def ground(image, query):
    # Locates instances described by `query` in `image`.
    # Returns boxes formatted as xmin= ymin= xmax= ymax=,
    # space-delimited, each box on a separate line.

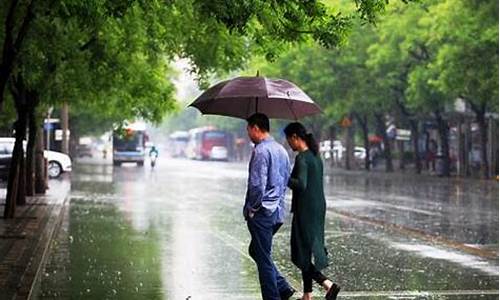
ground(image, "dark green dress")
xmin=288 ymin=150 xmax=328 ymax=270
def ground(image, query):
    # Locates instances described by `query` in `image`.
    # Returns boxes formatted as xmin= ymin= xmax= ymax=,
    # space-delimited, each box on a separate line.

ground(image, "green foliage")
xmin=248 ymin=18 xmax=379 ymax=135
xmin=426 ymin=0 xmax=498 ymax=112
xmin=1 ymin=0 xmax=415 ymax=136
xmin=245 ymin=0 xmax=498 ymax=139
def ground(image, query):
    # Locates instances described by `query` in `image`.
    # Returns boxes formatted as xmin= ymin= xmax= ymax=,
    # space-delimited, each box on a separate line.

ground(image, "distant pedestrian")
xmin=369 ymin=146 xmax=379 ymax=168
xmin=244 ymin=113 xmax=296 ymax=300
xmin=284 ymin=122 xmax=341 ymax=300
xmin=426 ymin=139 xmax=438 ymax=172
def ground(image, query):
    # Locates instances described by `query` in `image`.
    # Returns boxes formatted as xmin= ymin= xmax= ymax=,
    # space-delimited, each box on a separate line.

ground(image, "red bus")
xmin=186 ymin=127 xmax=233 ymax=161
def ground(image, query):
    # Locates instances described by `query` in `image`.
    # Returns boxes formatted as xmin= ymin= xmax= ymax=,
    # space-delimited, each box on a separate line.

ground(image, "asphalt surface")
xmin=32 ymin=157 xmax=498 ymax=299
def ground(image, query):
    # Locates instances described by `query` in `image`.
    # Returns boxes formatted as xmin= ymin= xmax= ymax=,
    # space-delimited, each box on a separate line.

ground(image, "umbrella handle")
xmin=255 ymin=70 xmax=260 ymax=114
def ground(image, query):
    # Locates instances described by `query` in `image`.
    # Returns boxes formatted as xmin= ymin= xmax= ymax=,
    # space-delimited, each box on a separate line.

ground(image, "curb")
xmin=0 ymin=191 xmax=70 ymax=300
xmin=25 ymin=195 xmax=69 ymax=300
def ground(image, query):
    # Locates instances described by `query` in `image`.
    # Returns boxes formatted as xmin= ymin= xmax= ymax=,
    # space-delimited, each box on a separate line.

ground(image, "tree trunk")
xmin=25 ymin=104 xmax=37 ymax=196
xmin=491 ymin=118 xmax=499 ymax=177
xmin=61 ymin=101 xmax=69 ymax=154
xmin=4 ymin=109 xmax=27 ymax=217
xmin=375 ymin=113 xmax=393 ymax=172
xmin=16 ymin=141 xmax=26 ymax=205
xmin=328 ymin=125 xmax=337 ymax=167
xmin=344 ymin=116 xmax=355 ymax=170
xmin=394 ymin=96 xmax=420 ymax=173
xmin=354 ymin=113 xmax=370 ymax=171
xmin=4 ymin=132 xmax=20 ymax=218
xmin=457 ymin=118 xmax=466 ymax=177
xmin=435 ymin=111 xmax=451 ymax=177
xmin=409 ymin=120 xmax=421 ymax=174
xmin=35 ymin=125 xmax=46 ymax=194
xmin=398 ymin=141 xmax=405 ymax=170
xmin=464 ymin=119 xmax=472 ymax=176
xmin=476 ymin=112 xmax=490 ymax=179
xmin=69 ymin=123 xmax=79 ymax=159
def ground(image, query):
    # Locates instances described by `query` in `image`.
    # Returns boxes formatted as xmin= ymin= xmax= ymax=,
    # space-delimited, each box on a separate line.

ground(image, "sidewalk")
xmin=0 ymin=180 xmax=70 ymax=300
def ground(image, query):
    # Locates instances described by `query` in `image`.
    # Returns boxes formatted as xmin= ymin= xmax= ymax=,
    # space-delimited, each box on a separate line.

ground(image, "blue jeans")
xmin=247 ymin=209 xmax=292 ymax=300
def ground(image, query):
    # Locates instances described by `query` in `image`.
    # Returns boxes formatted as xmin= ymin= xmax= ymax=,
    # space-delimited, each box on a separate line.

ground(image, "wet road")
xmin=33 ymin=157 xmax=498 ymax=299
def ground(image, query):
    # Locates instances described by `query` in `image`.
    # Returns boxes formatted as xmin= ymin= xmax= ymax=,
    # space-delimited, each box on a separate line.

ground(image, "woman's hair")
xmin=283 ymin=122 xmax=319 ymax=156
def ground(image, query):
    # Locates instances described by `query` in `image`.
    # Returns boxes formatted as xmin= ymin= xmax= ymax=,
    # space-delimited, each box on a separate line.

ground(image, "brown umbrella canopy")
xmin=189 ymin=76 xmax=322 ymax=120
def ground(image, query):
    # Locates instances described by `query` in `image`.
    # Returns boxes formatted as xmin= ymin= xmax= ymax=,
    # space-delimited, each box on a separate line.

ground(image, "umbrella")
xmin=189 ymin=76 xmax=322 ymax=120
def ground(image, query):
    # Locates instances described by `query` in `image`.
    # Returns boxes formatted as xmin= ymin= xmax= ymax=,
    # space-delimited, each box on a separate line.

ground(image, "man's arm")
xmin=246 ymin=149 xmax=268 ymax=214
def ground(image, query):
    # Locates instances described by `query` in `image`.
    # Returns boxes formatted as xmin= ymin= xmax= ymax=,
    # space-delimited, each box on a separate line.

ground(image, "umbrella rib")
xmin=261 ymin=77 xmax=268 ymax=115
xmin=246 ymin=96 xmax=253 ymax=118
xmin=286 ymin=99 xmax=298 ymax=121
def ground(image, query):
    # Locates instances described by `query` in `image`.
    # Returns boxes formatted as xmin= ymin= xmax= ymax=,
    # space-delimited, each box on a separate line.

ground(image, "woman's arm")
xmin=288 ymin=156 xmax=308 ymax=193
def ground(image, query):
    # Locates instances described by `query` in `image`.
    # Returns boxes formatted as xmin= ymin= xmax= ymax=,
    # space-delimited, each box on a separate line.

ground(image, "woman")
xmin=284 ymin=122 xmax=340 ymax=300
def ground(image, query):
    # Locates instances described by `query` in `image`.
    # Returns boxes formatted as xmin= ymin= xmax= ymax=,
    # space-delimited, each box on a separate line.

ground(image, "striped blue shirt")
xmin=244 ymin=136 xmax=291 ymax=223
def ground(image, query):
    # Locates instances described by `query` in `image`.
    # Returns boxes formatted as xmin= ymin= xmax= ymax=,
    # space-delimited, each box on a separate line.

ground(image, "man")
xmin=244 ymin=113 xmax=295 ymax=300
xmin=149 ymin=145 xmax=159 ymax=167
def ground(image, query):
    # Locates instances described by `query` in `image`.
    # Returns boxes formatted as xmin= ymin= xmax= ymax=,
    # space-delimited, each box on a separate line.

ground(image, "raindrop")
xmin=112 ymin=289 xmax=117 ymax=295
xmin=86 ymin=288 xmax=91 ymax=293
xmin=69 ymin=236 xmax=74 ymax=243
xmin=44 ymin=273 xmax=50 ymax=277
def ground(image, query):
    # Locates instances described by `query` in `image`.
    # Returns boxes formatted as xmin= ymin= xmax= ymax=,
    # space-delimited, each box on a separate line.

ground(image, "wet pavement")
xmin=32 ymin=157 xmax=498 ymax=299
xmin=0 ymin=179 xmax=70 ymax=300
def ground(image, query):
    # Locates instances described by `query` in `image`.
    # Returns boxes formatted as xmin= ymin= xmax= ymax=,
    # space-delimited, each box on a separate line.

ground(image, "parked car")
xmin=0 ymin=154 xmax=12 ymax=181
xmin=354 ymin=146 xmax=367 ymax=160
xmin=45 ymin=150 xmax=72 ymax=178
xmin=0 ymin=137 xmax=72 ymax=180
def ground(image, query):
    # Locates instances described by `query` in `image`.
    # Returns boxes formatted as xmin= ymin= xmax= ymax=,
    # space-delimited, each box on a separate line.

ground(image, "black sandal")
xmin=325 ymin=283 xmax=341 ymax=300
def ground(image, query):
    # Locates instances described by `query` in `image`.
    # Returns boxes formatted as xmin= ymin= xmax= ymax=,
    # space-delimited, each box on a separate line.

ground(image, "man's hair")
xmin=247 ymin=113 xmax=270 ymax=132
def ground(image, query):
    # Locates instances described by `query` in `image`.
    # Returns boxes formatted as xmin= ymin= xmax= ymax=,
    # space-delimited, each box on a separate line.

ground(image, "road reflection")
xmin=33 ymin=158 xmax=498 ymax=299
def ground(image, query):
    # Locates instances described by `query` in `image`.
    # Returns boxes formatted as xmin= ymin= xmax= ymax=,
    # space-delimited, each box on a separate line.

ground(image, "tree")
xmin=1 ymin=0 xmax=416 ymax=217
xmin=365 ymin=2 xmax=430 ymax=173
xmin=426 ymin=0 xmax=498 ymax=178
xmin=0 ymin=0 xmax=35 ymax=110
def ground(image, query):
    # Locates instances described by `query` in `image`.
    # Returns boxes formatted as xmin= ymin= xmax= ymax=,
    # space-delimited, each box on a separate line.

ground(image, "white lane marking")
xmin=326 ymin=196 xmax=443 ymax=217
xmin=338 ymin=289 xmax=499 ymax=297
xmin=390 ymin=242 xmax=499 ymax=276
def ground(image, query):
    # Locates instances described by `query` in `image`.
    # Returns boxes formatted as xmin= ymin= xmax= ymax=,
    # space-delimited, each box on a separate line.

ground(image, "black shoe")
xmin=325 ymin=283 xmax=340 ymax=300
xmin=280 ymin=287 xmax=296 ymax=300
